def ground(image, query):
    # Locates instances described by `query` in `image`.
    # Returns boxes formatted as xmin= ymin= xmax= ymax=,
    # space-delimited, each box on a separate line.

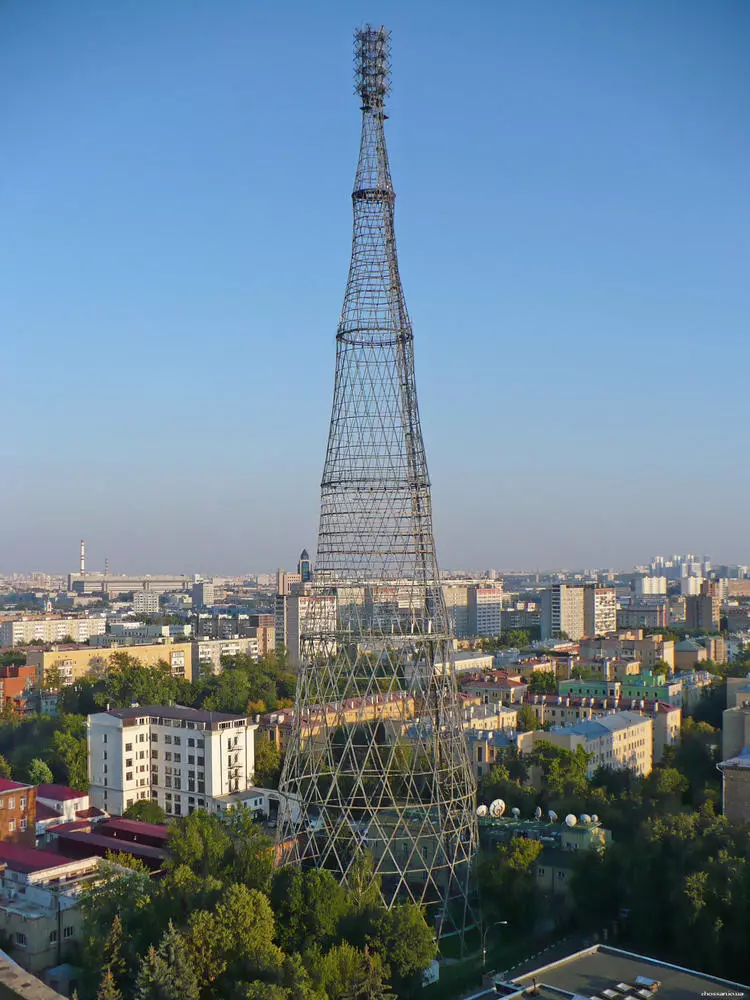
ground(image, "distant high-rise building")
xmin=191 ymin=580 xmax=215 ymax=608
xmin=685 ymin=580 xmax=721 ymax=633
xmin=467 ymin=585 xmax=504 ymax=637
xmin=133 ymin=591 xmax=160 ymax=615
xmin=583 ymin=585 xmax=617 ymax=637
xmin=635 ymin=576 xmax=668 ymax=597
xmin=297 ymin=549 xmax=312 ymax=583
xmin=276 ymin=569 xmax=302 ymax=596
xmin=541 ymin=585 xmax=585 ymax=641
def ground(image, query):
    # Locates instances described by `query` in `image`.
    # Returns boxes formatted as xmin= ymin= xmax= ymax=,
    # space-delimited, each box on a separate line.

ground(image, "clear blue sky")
xmin=1 ymin=1 xmax=748 ymax=575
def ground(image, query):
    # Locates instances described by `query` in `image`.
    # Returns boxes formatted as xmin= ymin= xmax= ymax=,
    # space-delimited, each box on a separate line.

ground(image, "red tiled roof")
xmin=47 ymin=820 xmax=91 ymax=835
xmin=35 ymin=803 xmax=61 ymax=821
xmin=103 ymin=817 xmax=169 ymax=837
xmin=0 ymin=778 xmax=32 ymax=793
xmin=36 ymin=784 xmax=87 ymax=802
xmin=0 ymin=843 xmax=77 ymax=873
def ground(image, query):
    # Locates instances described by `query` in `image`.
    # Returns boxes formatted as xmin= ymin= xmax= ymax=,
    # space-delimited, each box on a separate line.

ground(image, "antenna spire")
xmin=354 ymin=25 xmax=390 ymax=109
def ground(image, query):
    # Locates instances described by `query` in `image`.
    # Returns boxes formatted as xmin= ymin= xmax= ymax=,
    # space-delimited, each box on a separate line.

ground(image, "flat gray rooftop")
xmin=506 ymin=945 xmax=748 ymax=1000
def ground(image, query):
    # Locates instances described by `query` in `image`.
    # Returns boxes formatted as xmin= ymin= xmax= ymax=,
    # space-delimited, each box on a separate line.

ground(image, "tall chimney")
xmin=104 ymin=557 xmax=109 ymax=576
xmin=80 ymin=538 xmax=85 ymax=577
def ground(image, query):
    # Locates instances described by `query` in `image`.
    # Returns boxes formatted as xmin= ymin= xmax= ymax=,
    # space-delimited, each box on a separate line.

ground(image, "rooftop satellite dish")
xmin=476 ymin=804 xmax=488 ymax=818
xmin=580 ymin=814 xmax=592 ymax=824
xmin=591 ymin=814 xmax=599 ymax=823
xmin=565 ymin=814 xmax=577 ymax=827
xmin=548 ymin=810 xmax=558 ymax=822
xmin=511 ymin=807 xmax=521 ymax=819
xmin=489 ymin=799 xmax=506 ymax=818
xmin=535 ymin=806 xmax=542 ymax=820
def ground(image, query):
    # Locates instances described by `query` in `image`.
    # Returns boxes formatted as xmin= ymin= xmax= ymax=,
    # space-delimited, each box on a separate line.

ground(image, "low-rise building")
xmin=191 ymin=637 xmax=260 ymax=678
xmin=87 ymin=705 xmax=258 ymax=818
xmin=34 ymin=786 xmax=89 ymax=824
xmin=579 ymin=630 xmax=675 ymax=672
xmin=674 ymin=638 xmax=709 ymax=671
xmin=528 ymin=712 xmax=654 ymax=777
xmin=726 ymin=675 xmax=750 ymax=709
xmin=0 ymin=779 xmax=36 ymax=845
xmin=26 ymin=641 xmax=195 ymax=686
xmin=0 ymin=845 xmax=101 ymax=974
xmin=522 ymin=694 xmax=679 ymax=762
xmin=620 ymin=671 xmax=683 ymax=707
xmin=722 ymin=703 xmax=750 ymax=761
xmin=458 ymin=671 xmax=528 ymax=706
xmin=0 ymin=664 xmax=37 ymax=716
xmin=0 ymin=616 xmax=106 ymax=648
xmin=676 ymin=668 xmax=717 ymax=712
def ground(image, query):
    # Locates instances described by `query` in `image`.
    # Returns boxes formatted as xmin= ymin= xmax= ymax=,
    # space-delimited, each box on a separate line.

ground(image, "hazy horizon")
xmin=1 ymin=1 xmax=748 ymax=575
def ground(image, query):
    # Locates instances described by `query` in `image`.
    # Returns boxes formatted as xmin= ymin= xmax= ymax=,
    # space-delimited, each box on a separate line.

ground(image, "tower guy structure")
xmin=277 ymin=26 xmax=477 ymax=941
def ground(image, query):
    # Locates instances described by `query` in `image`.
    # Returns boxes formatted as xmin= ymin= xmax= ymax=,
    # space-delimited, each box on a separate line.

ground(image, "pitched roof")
xmin=0 ymin=778 xmax=32 ymax=793
xmin=0 ymin=843 xmax=76 ymax=874
xmin=36 ymin=784 xmax=86 ymax=802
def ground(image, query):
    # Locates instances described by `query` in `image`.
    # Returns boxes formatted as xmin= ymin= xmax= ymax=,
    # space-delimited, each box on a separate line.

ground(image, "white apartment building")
xmin=540 ymin=585 xmax=585 ymax=641
xmin=192 ymin=637 xmax=259 ymax=678
xmin=583 ymin=586 xmax=617 ymax=637
xmin=635 ymin=576 xmax=668 ymax=596
xmin=0 ymin=615 xmax=107 ymax=647
xmin=443 ymin=584 xmax=469 ymax=638
xmin=87 ymin=705 xmax=258 ymax=818
xmin=467 ymin=585 xmax=504 ymax=637
xmin=133 ymin=591 xmax=160 ymax=614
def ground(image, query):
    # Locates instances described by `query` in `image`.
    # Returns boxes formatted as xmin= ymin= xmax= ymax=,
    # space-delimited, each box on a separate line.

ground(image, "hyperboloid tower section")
xmin=276 ymin=26 xmax=477 ymax=942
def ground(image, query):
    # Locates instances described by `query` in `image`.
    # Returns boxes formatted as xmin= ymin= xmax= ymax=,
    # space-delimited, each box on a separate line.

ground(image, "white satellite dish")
xmin=476 ymin=804 xmax=488 ymax=818
xmin=591 ymin=814 xmax=599 ymax=823
xmin=489 ymin=798 xmax=506 ymax=818
xmin=548 ymin=810 xmax=558 ymax=822
xmin=511 ymin=807 xmax=521 ymax=819
xmin=534 ymin=806 xmax=542 ymax=820
xmin=580 ymin=814 xmax=592 ymax=825
xmin=565 ymin=814 xmax=577 ymax=827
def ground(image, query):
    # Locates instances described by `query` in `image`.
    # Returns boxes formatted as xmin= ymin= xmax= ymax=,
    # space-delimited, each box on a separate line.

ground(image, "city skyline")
xmin=1 ymin=1 xmax=748 ymax=573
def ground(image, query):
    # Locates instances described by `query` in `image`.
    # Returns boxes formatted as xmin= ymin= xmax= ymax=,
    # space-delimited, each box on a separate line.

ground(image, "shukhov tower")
xmin=277 ymin=26 xmax=477 ymax=941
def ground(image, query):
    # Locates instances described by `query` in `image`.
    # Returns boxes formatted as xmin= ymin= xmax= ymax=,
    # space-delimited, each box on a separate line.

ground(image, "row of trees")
xmin=81 ymin=810 xmax=436 ymax=1000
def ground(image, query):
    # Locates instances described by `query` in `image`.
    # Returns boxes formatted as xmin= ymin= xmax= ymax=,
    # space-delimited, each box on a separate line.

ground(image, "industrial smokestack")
xmin=80 ymin=538 xmax=85 ymax=577
xmin=105 ymin=557 xmax=109 ymax=576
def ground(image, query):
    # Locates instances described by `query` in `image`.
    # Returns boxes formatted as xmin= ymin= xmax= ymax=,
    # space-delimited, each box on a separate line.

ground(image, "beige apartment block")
xmin=528 ymin=712 xmax=654 ymax=778
xmin=26 ymin=641 xmax=195 ymax=685
xmin=579 ymin=631 xmax=675 ymax=672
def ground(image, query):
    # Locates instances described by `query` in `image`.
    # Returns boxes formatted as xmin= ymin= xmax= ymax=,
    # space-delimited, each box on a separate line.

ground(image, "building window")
xmin=152 ymin=751 xmax=158 ymax=760
xmin=174 ymin=737 xmax=181 ymax=746
xmin=125 ymin=743 xmax=133 ymax=751
xmin=20 ymin=818 xmax=27 ymax=832
xmin=15 ymin=932 xmax=26 ymax=947
xmin=64 ymin=926 xmax=75 ymax=939
xmin=174 ymin=754 xmax=181 ymax=763
xmin=164 ymin=735 xmax=172 ymax=744
xmin=126 ymin=772 xmax=133 ymax=781
xmin=8 ymin=819 xmax=15 ymax=833
xmin=49 ymin=930 xmax=58 ymax=944
xmin=188 ymin=755 xmax=195 ymax=765
xmin=165 ymin=752 xmax=172 ymax=762
xmin=103 ymin=734 xmax=107 ymax=743
xmin=197 ymin=757 xmax=204 ymax=767
xmin=188 ymin=738 xmax=195 ymax=748
xmin=151 ymin=733 xmax=158 ymax=742
xmin=8 ymin=797 xmax=14 ymax=809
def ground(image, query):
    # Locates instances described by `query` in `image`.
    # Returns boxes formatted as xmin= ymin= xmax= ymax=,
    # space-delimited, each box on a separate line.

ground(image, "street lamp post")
xmin=482 ymin=920 xmax=508 ymax=968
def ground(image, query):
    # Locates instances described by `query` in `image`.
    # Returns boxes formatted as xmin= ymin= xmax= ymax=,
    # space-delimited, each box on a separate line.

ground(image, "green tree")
xmin=272 ymin=867 xmax=348 ymax=955
xmin=478 ymin=838 xmax=543 ymax=930
xmin=124 ymin=800 xmax=167 ymax=824
xmin=135 ymin=923 xmax=200 ymax=1000
xmin=368 ymin=903 xmax=436 ymax=994
xmin=517 ymin=704 xmax=541 ymax=732
xmin=530 ymin=741 xmax=590 ymax=798
xmin=0 ymin=754 xmax=11 ymax=779
xmin=96 ymin=970 xmax=122 ymax=1000
xmin=26 ymin=758 xmax=54 ymax=785
xmin=51 ymin=714 xmax=89 ymax=790
xmin=527 ymin=671 xmax=558 ymax=695
xmin=254 ymin=738 xmax=283 ymax=789
xmin=316 ymin=942 xmax=394 ymax=1000
xmin=166 ymin=810 xmax=231 ymax=878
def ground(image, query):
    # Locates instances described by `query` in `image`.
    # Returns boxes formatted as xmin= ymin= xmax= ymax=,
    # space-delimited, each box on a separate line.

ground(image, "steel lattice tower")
xmin=276 ymin=26 xmax=477 ymax=943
